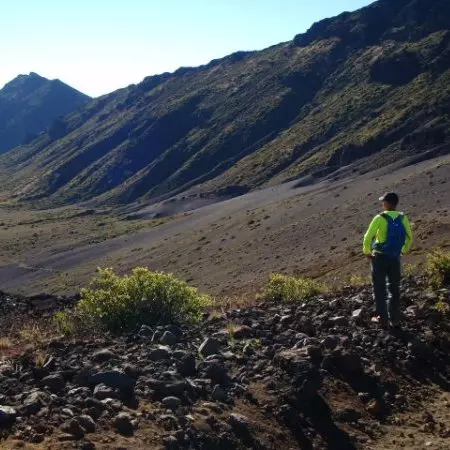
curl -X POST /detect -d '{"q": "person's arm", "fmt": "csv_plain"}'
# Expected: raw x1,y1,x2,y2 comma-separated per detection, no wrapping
402,215,413,254
363,216,380,255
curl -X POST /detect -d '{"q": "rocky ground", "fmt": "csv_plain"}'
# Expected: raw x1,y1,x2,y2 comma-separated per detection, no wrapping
0,277,449,449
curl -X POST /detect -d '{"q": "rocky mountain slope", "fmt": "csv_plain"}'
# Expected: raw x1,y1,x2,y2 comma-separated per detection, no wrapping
0,73,90,154
0,277,449,449
0,0,449,206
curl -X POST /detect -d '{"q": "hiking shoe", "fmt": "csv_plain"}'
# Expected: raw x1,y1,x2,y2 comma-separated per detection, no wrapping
371,316,389,329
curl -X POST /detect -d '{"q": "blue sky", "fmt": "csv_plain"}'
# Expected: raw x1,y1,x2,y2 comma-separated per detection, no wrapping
0,0,372,97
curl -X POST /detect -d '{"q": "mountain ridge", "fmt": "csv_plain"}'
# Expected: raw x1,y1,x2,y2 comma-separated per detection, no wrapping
0,72,90,153
0,0,449,206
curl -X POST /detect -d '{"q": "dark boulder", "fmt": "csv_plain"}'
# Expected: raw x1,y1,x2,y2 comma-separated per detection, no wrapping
198,338,222,358
88,370,135,392
41,374,65,393
92,348,116,363
0,405,17,425
114,412,134,436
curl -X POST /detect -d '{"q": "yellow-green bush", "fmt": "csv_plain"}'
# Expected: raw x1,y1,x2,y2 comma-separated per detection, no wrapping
345,274,371,287
435,299,449,315
263,273,325,302
76,267,212,331
54,311,75,336
424,249,450,288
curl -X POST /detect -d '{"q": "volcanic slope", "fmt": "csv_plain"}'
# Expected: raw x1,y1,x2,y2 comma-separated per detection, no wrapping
0,0,449,206
0,73,90,154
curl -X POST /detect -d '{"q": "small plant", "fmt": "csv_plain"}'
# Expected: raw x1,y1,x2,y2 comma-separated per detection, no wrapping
244,338,263,349
226,322,239,335
263,273,326,302
434,291,449,315
208,310,223,321
34,349,47,368
0,337,12,350
54,311,75,336
346,274,371,286
19,323,45,344
424,248,450,288
403,263,419,277
225,321,239,346
76,267,212,331
435,299,449,314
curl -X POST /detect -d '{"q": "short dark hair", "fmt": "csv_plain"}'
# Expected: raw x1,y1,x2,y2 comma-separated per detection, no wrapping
379,192,399,206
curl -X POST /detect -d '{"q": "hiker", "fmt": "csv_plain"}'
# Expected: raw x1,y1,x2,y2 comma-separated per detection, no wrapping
363,192,412,328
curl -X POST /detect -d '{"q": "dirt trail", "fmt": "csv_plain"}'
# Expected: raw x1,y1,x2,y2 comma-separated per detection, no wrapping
372,391,450,450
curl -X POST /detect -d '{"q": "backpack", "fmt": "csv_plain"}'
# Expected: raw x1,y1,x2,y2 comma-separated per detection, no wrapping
372,213,406,258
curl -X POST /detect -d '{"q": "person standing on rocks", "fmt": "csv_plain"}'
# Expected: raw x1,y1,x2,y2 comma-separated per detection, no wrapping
363,192,412,328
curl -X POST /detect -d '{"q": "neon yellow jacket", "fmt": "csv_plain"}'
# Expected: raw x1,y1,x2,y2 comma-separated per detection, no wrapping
363,211,412,255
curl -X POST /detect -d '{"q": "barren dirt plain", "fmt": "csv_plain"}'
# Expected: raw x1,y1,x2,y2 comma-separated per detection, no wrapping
0,154,448,299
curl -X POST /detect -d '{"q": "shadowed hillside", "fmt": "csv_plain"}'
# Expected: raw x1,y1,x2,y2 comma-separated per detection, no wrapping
0,73,90,153
0,0,449,206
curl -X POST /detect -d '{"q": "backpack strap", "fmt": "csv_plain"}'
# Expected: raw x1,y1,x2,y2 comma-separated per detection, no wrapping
380,212,404,222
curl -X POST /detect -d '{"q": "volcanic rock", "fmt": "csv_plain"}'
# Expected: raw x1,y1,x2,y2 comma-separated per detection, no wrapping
198,338,221,358
92,348,116,362
114,412,134,435
88,370,135,392
0,406,17,424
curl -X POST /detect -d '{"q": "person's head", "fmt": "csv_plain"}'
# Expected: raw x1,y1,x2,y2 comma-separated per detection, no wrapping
379,192,399,211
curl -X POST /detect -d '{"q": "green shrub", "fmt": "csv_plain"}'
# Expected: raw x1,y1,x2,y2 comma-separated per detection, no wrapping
263,273,325,302
76,267,212,331
54,311,75,336
424,249,450,288
403,263,419,278
435,299,449,315
345,273,371,286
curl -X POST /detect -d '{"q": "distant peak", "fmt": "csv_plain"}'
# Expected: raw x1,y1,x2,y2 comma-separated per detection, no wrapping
0,73,48,95
28,72,44,78
0,72,90,100
12,72,46,81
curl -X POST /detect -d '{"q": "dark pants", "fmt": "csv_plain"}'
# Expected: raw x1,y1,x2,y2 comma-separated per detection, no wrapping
371,254,401,323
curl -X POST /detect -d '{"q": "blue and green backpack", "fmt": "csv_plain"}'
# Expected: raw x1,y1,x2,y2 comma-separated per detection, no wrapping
372,213,406,258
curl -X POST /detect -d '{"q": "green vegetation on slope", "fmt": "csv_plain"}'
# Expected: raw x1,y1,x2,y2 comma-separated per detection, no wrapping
425,248,450,288
0,0,449,206
263,273,326,302
59,267,212,332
